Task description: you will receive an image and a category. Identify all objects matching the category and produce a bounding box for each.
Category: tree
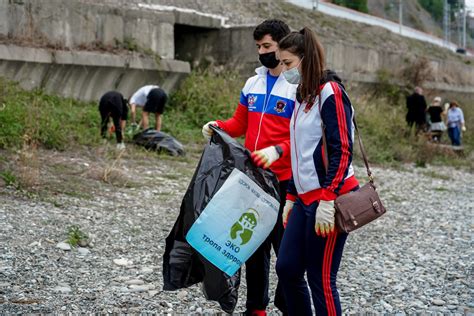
[418,0,444,21]
[332,0,369,13]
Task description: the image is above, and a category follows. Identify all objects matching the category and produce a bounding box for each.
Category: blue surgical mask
[282,58,303,84]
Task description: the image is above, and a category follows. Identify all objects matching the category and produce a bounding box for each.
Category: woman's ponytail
[300,27,325,103]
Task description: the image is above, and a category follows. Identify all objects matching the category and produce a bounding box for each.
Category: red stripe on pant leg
[322,235,332,314]
[326,233,338,316]
[323,233,337,315]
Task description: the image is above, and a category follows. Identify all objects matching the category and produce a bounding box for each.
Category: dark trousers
[276,199,348,316]
[100,111,122,143]
[245,180,288,313]
[448,126,461,146]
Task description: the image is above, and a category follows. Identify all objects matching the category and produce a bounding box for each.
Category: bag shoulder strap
[318,91,374,184]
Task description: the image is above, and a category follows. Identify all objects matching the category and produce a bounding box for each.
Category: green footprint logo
[230,209,259,246]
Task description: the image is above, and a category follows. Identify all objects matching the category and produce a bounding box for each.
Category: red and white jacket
[216,66,297,181]
[287,81,359,205]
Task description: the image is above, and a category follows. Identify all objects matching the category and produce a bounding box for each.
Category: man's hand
[251,146,281,169]
[282,200,295,228]
[202,121,217,139]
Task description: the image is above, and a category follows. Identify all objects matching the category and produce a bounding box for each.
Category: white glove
[116,142,126,150]
[315,200,336,237]
[251,146,281,169]
[462,125,466,132]
[202,121,217,139]
[282,200,295,229]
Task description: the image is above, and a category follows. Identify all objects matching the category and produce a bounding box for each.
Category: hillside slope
[367,0,444,37]
[140,0,468,62]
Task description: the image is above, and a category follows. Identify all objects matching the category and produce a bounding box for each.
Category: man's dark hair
[253,19,291,43]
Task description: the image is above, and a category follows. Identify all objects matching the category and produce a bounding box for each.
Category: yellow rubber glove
[315,200,336,237]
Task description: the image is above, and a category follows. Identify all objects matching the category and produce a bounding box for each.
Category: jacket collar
[255,65,269,76]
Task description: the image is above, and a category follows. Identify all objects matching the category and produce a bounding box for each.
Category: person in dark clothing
[99,91,128,149]
[406,87,428,133]
[427,96,446,142]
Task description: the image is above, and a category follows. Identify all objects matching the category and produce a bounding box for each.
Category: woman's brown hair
[279,27,325,103]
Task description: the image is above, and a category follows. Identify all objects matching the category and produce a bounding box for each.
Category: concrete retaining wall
[178,26,474,93]
[0,44,190,101]
[0,0,223,59]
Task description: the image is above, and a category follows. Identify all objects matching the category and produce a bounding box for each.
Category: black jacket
[406,93,427,123]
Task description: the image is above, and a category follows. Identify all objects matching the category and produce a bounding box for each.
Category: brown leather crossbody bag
[318,93,386,233]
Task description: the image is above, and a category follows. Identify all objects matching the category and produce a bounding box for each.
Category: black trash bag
[133,128,185,156]
[163,125,280,313]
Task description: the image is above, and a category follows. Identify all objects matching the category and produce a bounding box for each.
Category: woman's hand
[315,200,336,237]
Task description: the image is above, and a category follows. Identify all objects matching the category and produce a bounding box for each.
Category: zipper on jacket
[292,101,305,192]
[254,74,275,151]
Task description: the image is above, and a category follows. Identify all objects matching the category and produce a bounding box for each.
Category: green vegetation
[162,68,242,144]
[0,69,472,169]
[0,170,18,188]
[0,79,100,150]
[332,0,368,13]
[67,225,89,247]
[418,0,444,21]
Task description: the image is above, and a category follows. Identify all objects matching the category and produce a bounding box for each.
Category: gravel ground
[0,146,473,314]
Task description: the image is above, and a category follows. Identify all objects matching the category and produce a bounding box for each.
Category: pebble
[129,285,150,293]
[140,267,154,274]
[177,290,188,300]
[125,279,144,285]
[77,247,90,256]
[432,299,446,306]
[148,290,159,297]
[113,258,132,266]
[53,286,72,293]
[56,242,71,251]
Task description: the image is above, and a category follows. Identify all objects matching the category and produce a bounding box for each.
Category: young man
[99,91,128,149]
[202,19,296,316]
[129,85,168,131]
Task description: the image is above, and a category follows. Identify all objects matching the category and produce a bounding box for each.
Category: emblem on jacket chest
[274,100,287,113]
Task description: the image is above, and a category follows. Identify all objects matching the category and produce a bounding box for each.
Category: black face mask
[258,51,280,69]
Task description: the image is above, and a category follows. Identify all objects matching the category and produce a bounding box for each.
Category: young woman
[275,27,359,316]
[427,96,446,142]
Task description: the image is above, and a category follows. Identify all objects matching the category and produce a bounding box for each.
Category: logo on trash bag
[230,208,259,246]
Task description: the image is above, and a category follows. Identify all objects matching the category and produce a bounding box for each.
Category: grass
[162,68,242,144]
[0,78,100,150]
[67,225,89,247]
[0,170,18,187]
